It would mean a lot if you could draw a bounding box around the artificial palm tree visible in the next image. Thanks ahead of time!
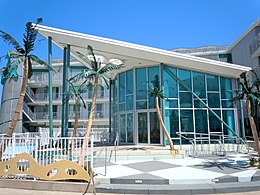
[232,71,260,156]
[148,74,174,150]
[70,45,123,166]
[0,18,51,158]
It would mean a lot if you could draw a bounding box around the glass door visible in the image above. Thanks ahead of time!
[119,113,134,144]
[138,112,148,143]
[150,112,160,144]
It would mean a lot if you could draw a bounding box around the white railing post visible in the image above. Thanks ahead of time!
[35,135,38,163]
[12,133,16,158]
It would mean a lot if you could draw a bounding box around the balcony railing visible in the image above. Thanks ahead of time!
[25,86,35,100]
[29,73,62,83]
[22,103,36,120]
[249,32,260,55]
[34,110,109,120]
[32,90,109,102]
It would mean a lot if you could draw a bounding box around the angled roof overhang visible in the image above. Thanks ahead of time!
[35,24,251,79]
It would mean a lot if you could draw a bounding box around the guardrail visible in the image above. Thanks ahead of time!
[176,132,250,157]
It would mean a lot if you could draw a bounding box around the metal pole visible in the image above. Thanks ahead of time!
[48,37,53,137]
[160,63,166,146]
[109,79,112,138]
[61,47,67,137]
[237,78,246,140]
[65,45,70,137]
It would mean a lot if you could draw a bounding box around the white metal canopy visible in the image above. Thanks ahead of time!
[35,24,251,78]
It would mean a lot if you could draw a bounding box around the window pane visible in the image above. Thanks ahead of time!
[165,109,179,137]
[119,114,126,143]
[165,99,178,108]
[148,66,159,108]
[222,100,234,108]
[220,77,233,99]
[119,73,125,103]
[127,113,134,143]
[136,100,147,109]
[163,66,178,98]
[207,74,219,91]
[150,112,160,144]
[195,110,208,134]
[222,110,235,136]
[126,95,133,110]
[180,92,192,108]
[179,69,191,91]
[209,110,222,133]
[193,72,206,98]
[180,110,194,132]
[136,68,147,100]
[126,70,133,95]
[194,99,207,108]
[208,93,220,108]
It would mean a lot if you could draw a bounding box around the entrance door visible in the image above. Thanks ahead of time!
[137,112,161,144]
[119,113,134,144]
[138,112,148,143]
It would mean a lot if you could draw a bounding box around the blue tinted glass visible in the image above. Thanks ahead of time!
[163,66,178,98]
[165,109,179,137]
[193,72,206,98]
[119,73,125,103]
[220,77,232,99]
[209,110,221,132]
[180,110,194,132]
[195,110,208,134]
[126,70,133,95]
[148,66,159,108]
[208,93,220,108]
[119,103,125,111]
[136,68,147,100]
[180,92,192,108]
[222,110,235,136]
[126,95,133,110]
[207,74,219,91]
[221,100,233,108]
[179,69,191,91]
[194,99,207,108]
[165,100,178,108]
[136,100,147,109]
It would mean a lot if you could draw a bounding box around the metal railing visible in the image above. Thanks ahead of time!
[22,103,36,120]
[176,132,249,157]
[25,86,35,101]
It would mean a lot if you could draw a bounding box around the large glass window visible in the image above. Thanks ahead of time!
[150,112,160,144]
[180,92,192,108]
[126,95,133,110]
[165,109,179,138]
[126,70,133,95]
[207,74,219,91]
[148,66,159,108]
[195,110,208,134]
[208,93,220,108]
[163,66,178,98]
[136,68,147,109]
[179,69,191,91]
[193,72,206,98]
[180,110,194,132]
[119,73,125,103]
[209,110,222,133]
[222,110,235,136]
[220,77,233,99]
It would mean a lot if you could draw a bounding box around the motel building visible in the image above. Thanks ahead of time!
[0,24,251,148]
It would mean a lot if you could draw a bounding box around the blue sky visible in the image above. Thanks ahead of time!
[0,0,259,94]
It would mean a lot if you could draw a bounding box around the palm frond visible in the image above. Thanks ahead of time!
[87,45,98,70]
[98,62,123,74]
[100,74,109,88]
[29,55,54,71]
[69,70,98,83]
[0,30,25,54]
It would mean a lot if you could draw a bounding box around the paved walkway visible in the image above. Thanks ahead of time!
[94,152,259,185]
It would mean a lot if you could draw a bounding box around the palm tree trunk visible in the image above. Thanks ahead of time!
[247,100,260,156]
[0,57,29,158]
[155,96,174,150]
[79,76,99,167]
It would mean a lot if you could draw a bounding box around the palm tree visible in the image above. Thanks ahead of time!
[232,71,260,156]
[70,45,123,166]
[147,74,174,150]
[0,18,51,158]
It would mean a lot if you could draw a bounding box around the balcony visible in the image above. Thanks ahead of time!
[22,103,36,121]
[28,72,62,86]
[249,32,260,58]
[34,110,109,121]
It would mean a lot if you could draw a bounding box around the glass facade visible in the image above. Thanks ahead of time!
[113,64,237,146]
